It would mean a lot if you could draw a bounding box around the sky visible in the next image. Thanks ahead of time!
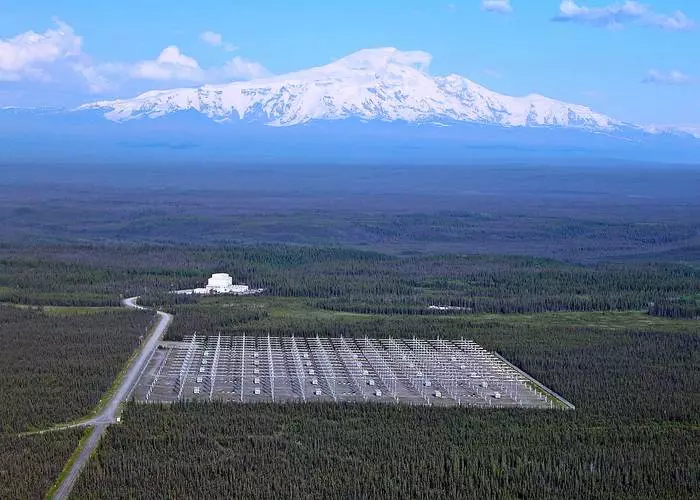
[0,0,698,129]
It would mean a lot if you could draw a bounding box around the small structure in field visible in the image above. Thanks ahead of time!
[206,273,248,294]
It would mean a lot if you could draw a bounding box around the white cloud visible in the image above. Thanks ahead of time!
[200,31,222,46]
[0,19,88,82]
[642,70,694,85]
[0,21,269,99]
[390,50,432,70]
[482,0,512,14]
[71,63,111,93]
[200,30,237,52]
[100,46,271,83]
[220,56,270,80]
[132,46,201,80]
[553,1,695,31]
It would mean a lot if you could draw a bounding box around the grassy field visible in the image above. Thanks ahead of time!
[163,295,700,341]
[0,303,123,316]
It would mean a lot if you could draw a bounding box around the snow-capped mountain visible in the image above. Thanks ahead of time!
[645,124,700,140]
[80,48,621,131]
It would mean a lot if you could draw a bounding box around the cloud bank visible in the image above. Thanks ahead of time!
[482,0,513,14]
[553,1,695,31]
[0,20,98,86]
[0,21,270,95]
[200,31,237,52]
[643,70,694,85]
[106,46,270,83]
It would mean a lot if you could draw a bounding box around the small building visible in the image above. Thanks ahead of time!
[196,376,203,383]
[374,389,382,397]
[206,273,250,294]
[174,273,263,296]
[254,387,261,395]
[311,378,319,385]
[193,387,200,394]
[494,392,502,399]
[434,390,442,398]
[254,377,261,384]
[314,389,322,396]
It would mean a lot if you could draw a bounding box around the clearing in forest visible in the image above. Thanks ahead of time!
[134,335,571,409]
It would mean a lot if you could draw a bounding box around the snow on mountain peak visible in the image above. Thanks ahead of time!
[80,47,622,130]
[330,47,432,72]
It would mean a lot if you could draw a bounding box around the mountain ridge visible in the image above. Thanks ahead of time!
[3,48,699,163]
[79,47,625,131]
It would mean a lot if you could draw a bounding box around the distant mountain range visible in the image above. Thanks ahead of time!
[81,48,622,130]
[2,48,699,163]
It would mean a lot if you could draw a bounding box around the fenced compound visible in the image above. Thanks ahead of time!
[133,335,569,409]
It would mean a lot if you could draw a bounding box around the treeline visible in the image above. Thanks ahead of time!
[649,294,700,319]
[315,294,651,315]
[0,305,155,433]
[3,244,697,316]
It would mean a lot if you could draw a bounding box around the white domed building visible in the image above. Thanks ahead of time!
[176,273,263,296]
[205,273,249,294]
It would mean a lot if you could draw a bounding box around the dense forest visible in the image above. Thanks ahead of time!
[2,164,700,261]
[0,429,84,500]
[1,245,698,317]
[72,404,699,500]
[0,239,697,498]
[0,305,155,433]
[73,319,699,498]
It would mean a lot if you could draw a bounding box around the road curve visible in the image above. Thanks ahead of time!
[52,298,172,500]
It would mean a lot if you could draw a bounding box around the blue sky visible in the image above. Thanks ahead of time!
[1,0,698,128]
